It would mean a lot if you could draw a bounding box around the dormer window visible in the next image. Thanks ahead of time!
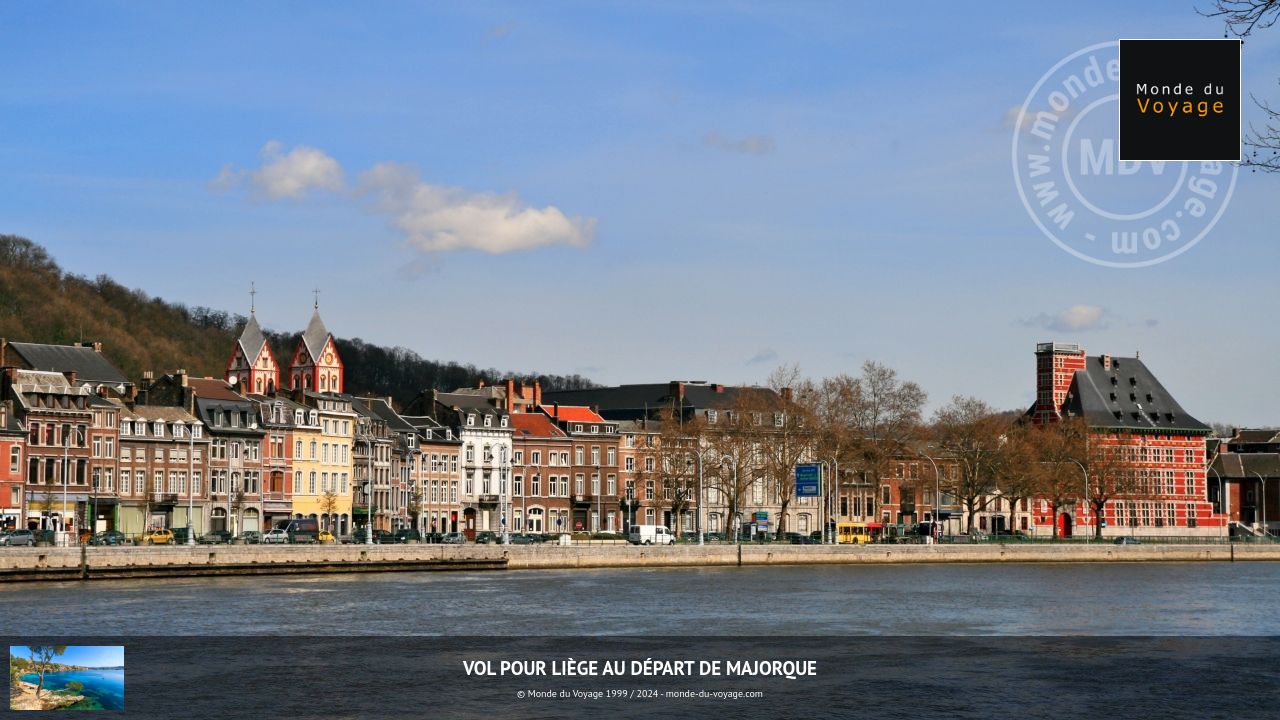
[574,424,583,433]
[173,423,185,438]
[500,417,507,428]
[468,414,476,426]
[484,415,492,427]
[707,410,717,424]
[136,422,147,436]
[153,421,165,436]
[774,412,784,427]
[192,425,203,439]
[120,421,132,436]
[590,425,598,434]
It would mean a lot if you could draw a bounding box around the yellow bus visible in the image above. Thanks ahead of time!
[836,522,883,545]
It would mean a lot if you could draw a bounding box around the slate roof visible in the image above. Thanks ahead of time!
[6,342,129,386]
[300,308,331,361]
[236,313,270,361]
[352,396,415,433]
[1233,429,1280,445]
[1059,355,1210,434]
[1211,452,1280,479]
[542,382,783,420]
[187,377,248,402]
[435,392,508,416]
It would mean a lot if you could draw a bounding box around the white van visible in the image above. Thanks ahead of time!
[629,524,676,546]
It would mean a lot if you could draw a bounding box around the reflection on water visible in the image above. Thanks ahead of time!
[2,563,1277,636]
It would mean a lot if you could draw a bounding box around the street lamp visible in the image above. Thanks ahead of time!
[362,480,373,546]
[1252,471,1268,539]
[920,452,941,543]
[61,425,86,546]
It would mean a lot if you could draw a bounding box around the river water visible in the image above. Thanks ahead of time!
[2,562,1276,636]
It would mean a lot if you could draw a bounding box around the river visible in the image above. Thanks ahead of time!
[2,562,1276,635]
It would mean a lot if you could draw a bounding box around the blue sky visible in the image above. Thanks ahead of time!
[12,645,124,668]
[2,1,1277,425]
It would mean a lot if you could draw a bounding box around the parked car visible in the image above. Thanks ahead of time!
[508,533,539,545]
[199,530,233,544]
[350,527,394,544]
[238,530,263,544]
[784,532,816,545]
[317,530,336,544]
[629,524,676,546]
[261,528,291,544]
[89,530,127,546]
[393,529,422,543]
[441,532,467,544]
[421,532,443,544]
[1114,536,1141,545]
[0,529,35,546]
[144,528,175,545]
[278,518,319,543]
[474,531,499,544]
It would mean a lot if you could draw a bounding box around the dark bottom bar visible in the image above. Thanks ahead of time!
[5,637,1278,719]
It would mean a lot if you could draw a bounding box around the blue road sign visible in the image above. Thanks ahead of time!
[795,463,821,497]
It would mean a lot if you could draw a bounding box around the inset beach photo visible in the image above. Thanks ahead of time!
[9,646,124,711]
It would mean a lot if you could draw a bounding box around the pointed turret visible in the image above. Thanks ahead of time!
[225,285,280,394]
[289,298,343,393]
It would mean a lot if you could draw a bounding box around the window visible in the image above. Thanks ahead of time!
[575,447,584,465]
[532,475,541,496]
[607,448,616,466]
[576,474,585,495]
[625,457,635,471]
[10,447,19,472]
[531,451,541,466]
[309,472,317,494]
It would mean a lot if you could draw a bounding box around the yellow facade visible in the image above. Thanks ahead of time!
[289,397,356,534]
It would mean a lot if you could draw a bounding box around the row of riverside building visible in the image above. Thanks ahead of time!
[0,306,1275,540]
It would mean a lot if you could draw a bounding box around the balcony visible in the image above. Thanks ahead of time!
[478,494,500,506]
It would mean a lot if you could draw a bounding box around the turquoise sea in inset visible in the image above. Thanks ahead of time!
[20,668,124,710]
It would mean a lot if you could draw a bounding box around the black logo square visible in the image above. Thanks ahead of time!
[1119,39,1240,161]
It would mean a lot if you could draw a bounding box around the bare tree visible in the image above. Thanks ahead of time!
[835,362,928,522]
[753,366,814,536]
[990,422,1040,535]
[1078,426,1140,539]
[704,394,764,543]
[932,396,1004,533]
[1200,0,1280,170]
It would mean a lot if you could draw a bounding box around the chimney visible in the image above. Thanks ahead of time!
[1102,355,1112,370]
[713,384,724,393]
[478,379,485,389]
[552,403,559,420]
[505,379,516,414]
[669,381,685,404]
[93,341,103,353]
[63,370,77,386]
[176,369,188,388]
[781,387,793,402]
[533,380,542,407]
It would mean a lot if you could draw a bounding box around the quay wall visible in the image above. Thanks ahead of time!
[1,542,1278,581]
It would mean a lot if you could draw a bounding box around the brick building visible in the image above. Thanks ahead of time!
[539,405,622,533]
[1029,342,1220,537]
[509,412,571,534]
[0,401,24,531]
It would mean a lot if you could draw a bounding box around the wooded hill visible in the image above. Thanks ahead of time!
[0,235,597,404]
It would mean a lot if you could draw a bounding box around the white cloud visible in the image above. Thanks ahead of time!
[209,140,344,200]
[358,162,596,254]
[212,143,596,255]
[1021,304,1109,332]
[703,131,776,155]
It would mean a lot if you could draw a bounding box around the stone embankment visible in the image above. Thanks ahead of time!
[0,542,1276,582]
